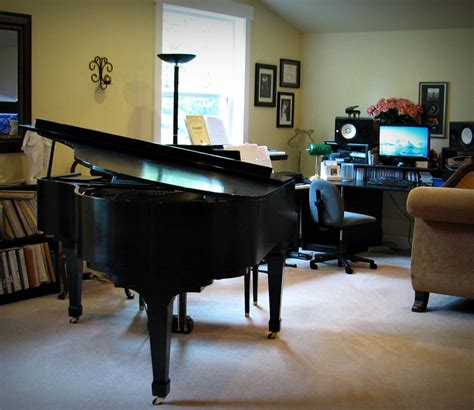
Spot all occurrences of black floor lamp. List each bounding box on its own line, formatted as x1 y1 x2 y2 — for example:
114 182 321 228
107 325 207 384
157 53 196 145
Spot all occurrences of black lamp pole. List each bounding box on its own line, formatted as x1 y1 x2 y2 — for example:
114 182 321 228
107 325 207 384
157 53 196 145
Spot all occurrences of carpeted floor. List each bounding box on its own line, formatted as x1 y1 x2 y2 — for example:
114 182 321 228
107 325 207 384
0 252 473 410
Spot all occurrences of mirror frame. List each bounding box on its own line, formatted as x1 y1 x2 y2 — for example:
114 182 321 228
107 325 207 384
0 11 31 153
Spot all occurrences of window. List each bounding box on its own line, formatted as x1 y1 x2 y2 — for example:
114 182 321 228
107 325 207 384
159 4 248 145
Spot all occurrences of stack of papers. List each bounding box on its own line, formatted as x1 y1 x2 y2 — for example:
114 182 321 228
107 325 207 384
223 144 272 168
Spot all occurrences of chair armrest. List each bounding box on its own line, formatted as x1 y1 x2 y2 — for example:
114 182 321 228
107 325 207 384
407 186 474 225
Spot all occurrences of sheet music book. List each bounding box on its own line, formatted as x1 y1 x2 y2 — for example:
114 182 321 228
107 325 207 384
185 115 211 145
186 115 229 145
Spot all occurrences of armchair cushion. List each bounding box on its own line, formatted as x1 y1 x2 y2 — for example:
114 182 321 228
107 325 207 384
407 187 474 225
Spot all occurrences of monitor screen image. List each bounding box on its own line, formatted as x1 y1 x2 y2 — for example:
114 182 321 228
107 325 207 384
378 125 430 165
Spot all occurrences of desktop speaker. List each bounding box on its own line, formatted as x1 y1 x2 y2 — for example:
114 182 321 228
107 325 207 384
449 121 474 150
334 117 378 148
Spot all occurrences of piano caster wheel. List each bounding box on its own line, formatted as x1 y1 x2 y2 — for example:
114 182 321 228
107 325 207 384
267 332 278 339
152 397 164 405
124 288 135 299
57 289 68 300
172 315 194 334
69 317 79 324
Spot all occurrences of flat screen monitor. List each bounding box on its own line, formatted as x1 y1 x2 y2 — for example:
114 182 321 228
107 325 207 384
378 124 430 167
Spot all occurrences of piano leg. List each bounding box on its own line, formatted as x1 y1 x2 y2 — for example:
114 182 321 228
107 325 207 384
266 250 284 339
244 265 259 317
56 250 68 300
244 268 250 317
252 264 259 305
145 296 174 405
63 246 83 323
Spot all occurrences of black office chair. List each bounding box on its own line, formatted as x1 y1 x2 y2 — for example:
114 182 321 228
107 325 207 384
308 179 377 274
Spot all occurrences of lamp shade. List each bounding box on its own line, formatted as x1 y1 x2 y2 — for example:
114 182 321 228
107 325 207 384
157 53 196 64
307 143 332 156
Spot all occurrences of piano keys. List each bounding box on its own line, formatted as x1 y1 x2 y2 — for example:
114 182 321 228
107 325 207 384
25 119 296 404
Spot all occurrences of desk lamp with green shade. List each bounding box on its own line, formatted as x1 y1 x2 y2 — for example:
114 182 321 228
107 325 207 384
307 143 332 180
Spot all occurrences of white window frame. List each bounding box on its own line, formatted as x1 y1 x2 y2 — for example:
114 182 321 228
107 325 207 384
154 0 253 144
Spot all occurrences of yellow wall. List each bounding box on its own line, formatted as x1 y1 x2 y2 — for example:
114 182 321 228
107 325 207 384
0 0 301 181
0 0 156 181
3 1 471 185
300 28 474 246
242 0 302 172
300 28 474 176
1 1 471 248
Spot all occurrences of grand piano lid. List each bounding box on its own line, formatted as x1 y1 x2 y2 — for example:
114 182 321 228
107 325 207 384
23 119 292 198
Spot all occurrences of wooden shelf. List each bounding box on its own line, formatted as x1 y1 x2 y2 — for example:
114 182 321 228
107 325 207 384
0 281 59 305
0 187 61 304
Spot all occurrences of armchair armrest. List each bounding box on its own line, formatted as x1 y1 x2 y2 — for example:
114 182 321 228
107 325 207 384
407 187 474 225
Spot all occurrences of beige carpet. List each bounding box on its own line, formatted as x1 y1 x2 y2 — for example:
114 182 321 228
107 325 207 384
1 253 473 410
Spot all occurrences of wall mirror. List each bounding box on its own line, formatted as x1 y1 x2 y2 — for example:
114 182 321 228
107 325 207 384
0 11 31 153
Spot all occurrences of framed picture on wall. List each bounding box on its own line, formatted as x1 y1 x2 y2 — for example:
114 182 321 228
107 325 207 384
418 82 448 138
277 92 294 128
279 59 300 88
254 63 277 107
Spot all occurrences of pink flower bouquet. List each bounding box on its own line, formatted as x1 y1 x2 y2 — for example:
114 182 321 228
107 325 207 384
367 97 423 124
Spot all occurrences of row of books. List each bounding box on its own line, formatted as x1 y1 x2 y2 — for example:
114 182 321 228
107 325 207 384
0 190 39 240
0 242 57 295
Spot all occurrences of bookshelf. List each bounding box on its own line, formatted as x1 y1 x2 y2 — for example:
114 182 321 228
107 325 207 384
0 186 60 304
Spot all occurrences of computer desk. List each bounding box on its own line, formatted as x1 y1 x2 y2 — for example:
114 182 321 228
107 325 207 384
293 164 450 253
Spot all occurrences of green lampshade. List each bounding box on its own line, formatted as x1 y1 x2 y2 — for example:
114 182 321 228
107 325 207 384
307 143 332 156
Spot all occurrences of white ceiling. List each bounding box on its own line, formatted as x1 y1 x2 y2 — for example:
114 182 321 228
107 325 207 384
259 0 474 34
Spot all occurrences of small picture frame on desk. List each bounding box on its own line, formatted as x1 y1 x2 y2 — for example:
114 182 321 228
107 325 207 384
320 160 341 181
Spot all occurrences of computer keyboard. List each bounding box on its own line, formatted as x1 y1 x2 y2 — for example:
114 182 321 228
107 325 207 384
366 177 416 188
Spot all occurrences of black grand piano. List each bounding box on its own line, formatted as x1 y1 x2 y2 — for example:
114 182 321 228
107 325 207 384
25 119 296 404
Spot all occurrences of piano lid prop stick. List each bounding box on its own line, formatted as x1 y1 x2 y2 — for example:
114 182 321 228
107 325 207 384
46 140 56 178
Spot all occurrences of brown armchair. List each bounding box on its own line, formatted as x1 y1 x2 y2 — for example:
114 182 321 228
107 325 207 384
406 163 474 312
